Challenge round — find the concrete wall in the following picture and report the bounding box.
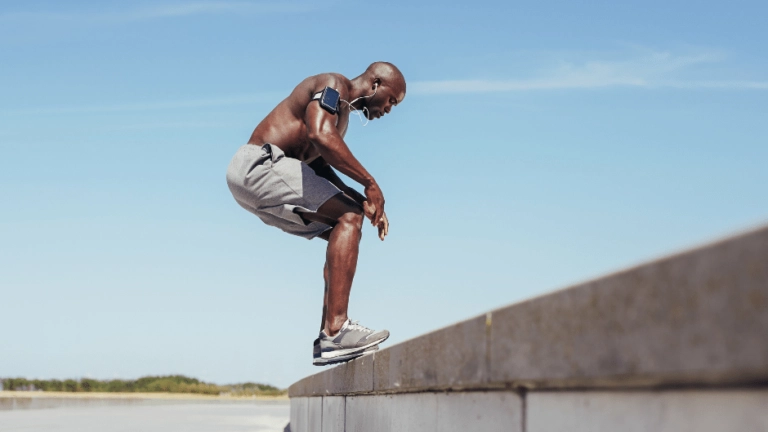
[289,225,768,431]
[291,390,768,432]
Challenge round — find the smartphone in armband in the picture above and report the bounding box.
[312,86,340,115]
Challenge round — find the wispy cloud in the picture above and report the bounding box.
[133,2,318,19]
[2,92,283,116]
[100,120,234,131]
[411,50,768,94]
[4,50,765,117]
[661,80,768,90]
[0,2,320,23]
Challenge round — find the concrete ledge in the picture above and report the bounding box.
[489,223,768,389]
[290,348,375,397]
[290,225,768,398]
[373,314,488,392]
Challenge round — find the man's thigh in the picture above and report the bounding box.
[295,192,362,226]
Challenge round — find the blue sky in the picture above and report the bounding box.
[1,0,767,388]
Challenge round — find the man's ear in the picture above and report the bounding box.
[372,78,381,90]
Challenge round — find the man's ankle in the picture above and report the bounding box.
[323,325,341,337]
[324,316,348,337]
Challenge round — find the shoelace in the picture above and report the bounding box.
[347,319,373,333]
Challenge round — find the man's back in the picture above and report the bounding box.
[247,73,352,164]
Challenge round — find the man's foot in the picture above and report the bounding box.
[319,319,389,359]
[312,337,378,366]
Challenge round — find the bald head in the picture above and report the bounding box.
[364,62,405,98]
[366,62,405,87]
[355,62,406,121]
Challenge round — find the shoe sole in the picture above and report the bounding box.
[320,334,389,359]
[313,345,378,366]
[313,352,362,366]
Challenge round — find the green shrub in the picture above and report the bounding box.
[1,376,285,396]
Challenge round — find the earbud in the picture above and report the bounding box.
[340,80,380,127]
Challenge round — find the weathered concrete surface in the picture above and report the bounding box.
[491,226,768,388]
[527,389,768,432]
[345,395,392,432]
[373,315,488,392]
[435,392,522,432]
[290,390,768,431]
[389,393,437,432]
[339,392,522,432]
[291,352,374,397]
[321,396,344,432]
[319,351,375,395]
[307,397,322,432]
[289,397,307,432]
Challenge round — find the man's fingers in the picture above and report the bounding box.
[375,213,388,241]
[377,223,385,241]
[379,215,389,241]
[373,203,384,226]
[375,204,384,226]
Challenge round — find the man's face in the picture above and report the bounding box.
[366,82,406,120]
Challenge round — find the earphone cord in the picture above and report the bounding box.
[340,84,378,127]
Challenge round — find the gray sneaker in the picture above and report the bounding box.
[319,319,389,359]
[312,337,378,366]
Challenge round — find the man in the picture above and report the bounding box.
[226,62,406,365]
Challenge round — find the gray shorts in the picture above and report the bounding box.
[226,143,342,240]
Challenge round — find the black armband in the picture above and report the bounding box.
[311,87,340,115]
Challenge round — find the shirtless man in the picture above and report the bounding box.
[226,62,406,365]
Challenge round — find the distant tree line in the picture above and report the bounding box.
[1,375,283,396]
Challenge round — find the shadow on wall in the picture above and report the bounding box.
[284,423,291,432]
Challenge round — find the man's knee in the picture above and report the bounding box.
[337,211,364,232]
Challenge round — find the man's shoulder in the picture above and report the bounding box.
[303,73,352,96]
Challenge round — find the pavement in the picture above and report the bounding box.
[0,397,290,432]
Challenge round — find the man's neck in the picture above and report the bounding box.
[347,76,372,110]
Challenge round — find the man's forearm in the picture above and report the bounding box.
[309,133,376,188]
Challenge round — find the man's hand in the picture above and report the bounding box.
[363,183,385,226]
[363,201,389,241]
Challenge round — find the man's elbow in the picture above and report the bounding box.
[307,129,336,152]
[306,128,322,144]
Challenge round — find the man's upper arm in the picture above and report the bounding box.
[304,77,348,148]
[302,75,375,189]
